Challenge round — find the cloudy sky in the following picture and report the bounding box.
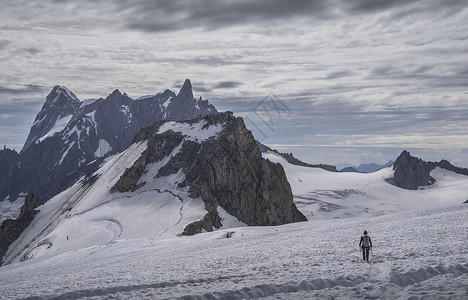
[1,0,467,169]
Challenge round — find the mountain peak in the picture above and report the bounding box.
[21,86,81,152]
[47,85,80,104]
[391,151,435,190]
[177,79,194,102]
[182,78,192,89]
[111,89,122,96]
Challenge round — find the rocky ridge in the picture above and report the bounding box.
[0,79,217,203]
[390,150,468,190]
[113,112,307,234]
[256,141,337,172]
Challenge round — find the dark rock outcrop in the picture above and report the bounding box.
[340,166,359,173]
[389,151,468,190]
[256,141,337,172]
[0,148,20,200]
[390,151,436,190]
[0,191,41,264]
[113,112,307,235]
[436,159,468,176]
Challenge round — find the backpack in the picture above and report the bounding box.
[362,235,370,248]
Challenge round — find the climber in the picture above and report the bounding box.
[359,230,372,262]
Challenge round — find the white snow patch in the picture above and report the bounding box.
[119,105,132,123]
[85,111,97,131]
[0,197,25,225]
[135,92,164,101]
[94,139,112,158]
[162,96,172,109]
[137,143,184,186]
[218,205,247,229]
[135,95,153,101]
[56,141,75,166]
[79,98,97,108]
[64,124,82,141]
[37,114,73,143]
[157,119,224,142]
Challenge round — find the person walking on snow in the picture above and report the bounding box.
[359,230,372,262]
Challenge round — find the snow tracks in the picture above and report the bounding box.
[17,262,468,299]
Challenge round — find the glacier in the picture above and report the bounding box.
[0,151,467,299]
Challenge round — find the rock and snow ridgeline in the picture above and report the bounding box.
[0,79,218,205]
[2,112,305,265]
[0,78,467,298]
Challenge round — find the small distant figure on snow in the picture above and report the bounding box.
[359,230,372,262]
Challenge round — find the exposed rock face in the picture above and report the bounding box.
[113,112,307,234]
[256,141,337,172]
[0,148,20,200]
[390,151,468,190]
[0,191,41,263]
[437,159,468,176]
[390,151,436,190]
[0,79,218,203]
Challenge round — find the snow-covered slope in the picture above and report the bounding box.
[0,202,466,299]
[263,152,468,220]
[2,115,249,265]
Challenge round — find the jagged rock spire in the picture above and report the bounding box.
[177,79,194,102]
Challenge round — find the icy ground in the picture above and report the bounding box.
[0,204,467,299]
[0,151,467,299]
[263,152,468,220]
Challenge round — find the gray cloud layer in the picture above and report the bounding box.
[114,0,467,32]
[0,0,467,167]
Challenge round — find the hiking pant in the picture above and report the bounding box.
[362,247,370,261]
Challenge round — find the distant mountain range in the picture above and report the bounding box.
[0,79,216,204]
[340,161,394,173]
[256,142,337,172]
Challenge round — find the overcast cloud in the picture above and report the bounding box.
[0,0,467,168]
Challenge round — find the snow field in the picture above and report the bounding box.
[0,204,466,299]
[1,143,468,298]
[263,152,468,220]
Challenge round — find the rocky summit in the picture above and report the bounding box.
[113,112,307,234]
[0,79,217,203]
